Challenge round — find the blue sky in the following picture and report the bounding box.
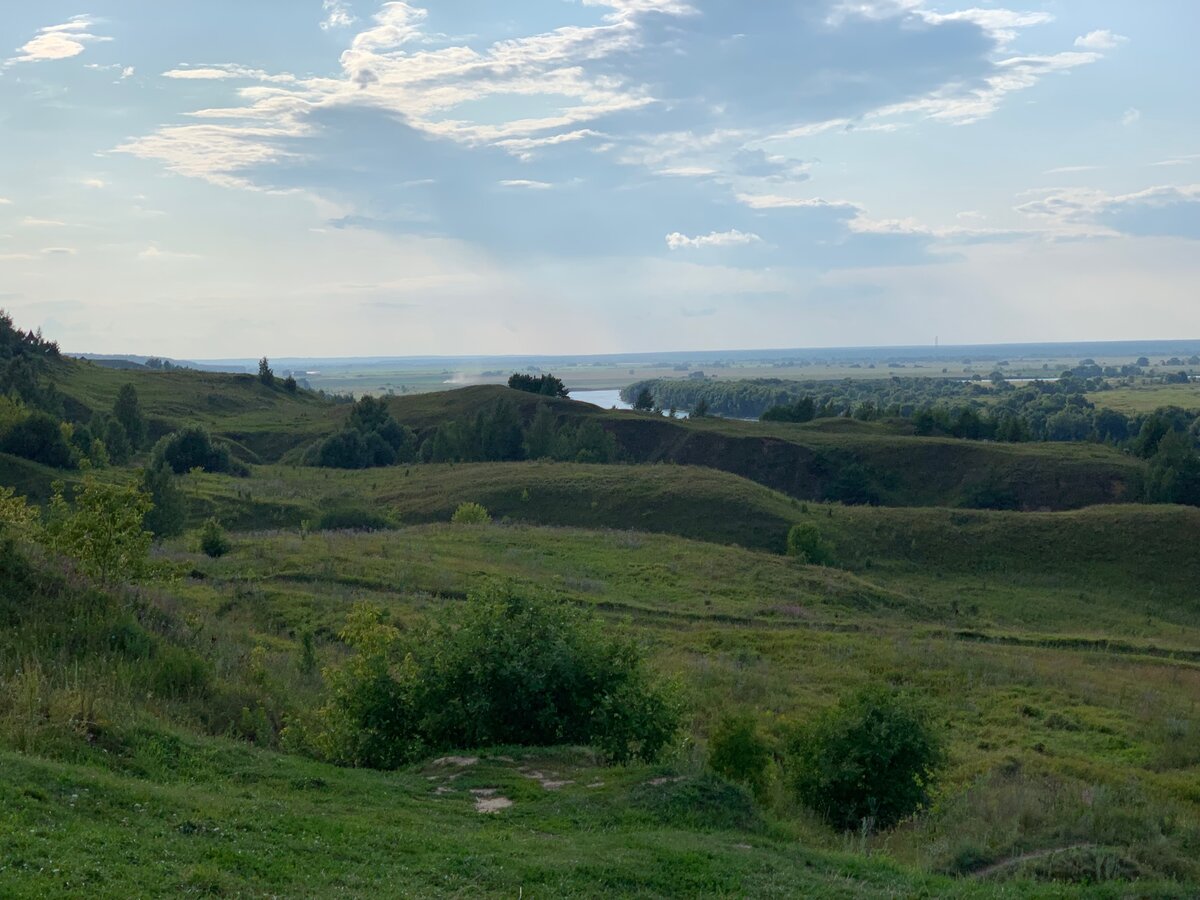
[1,1,1197,357]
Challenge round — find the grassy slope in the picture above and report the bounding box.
[51,358,341,461]
[1089,383,1200,414]
[385,385,1145,510]
[155,523,1200,888]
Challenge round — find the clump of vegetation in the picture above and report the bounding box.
[507,372,569,398]
[785,687,944,831]
[199,518,231,558]
[451,502,491,525]
[707,712,773,801]
[296,582,681,769]
[141,465,187,539]
[44,478,154,585]
[0,412,76,469]
[308,396,417,469]
[786,522,833,564]
[151,425,247,476]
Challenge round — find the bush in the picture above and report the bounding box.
[785,687,944,831]
[708,712,773,800]
[786,523,832,564]
[142,466,187,539]
[45,478,153,585]
[301,582,681,769]
[199,518,231,558]
[151,426,245,476]
[1,412,75,469]
[451,502,491,525]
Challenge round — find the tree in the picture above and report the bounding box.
[1,412,75,469]
[633,388,655,412]
[45,478,154,585]
[258,357,275,387]
[523,403,558,460]
[507,373,569,398]
[451,502,491,525]
[151,426,239,475]
[102,417,132,465]
[199,518,231,558]
[1146,431,1200,507]
[283,374,298,394]
[708,712,772,801]
[691,397,710,419]
[785,688,944,831]
[142,465,187,539]
[113,384,147,450]
[786,522,832,564]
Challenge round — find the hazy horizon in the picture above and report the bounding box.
[3,2,1199,357]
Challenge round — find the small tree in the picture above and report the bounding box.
[785,688,945,831]
[45,478,154,585]
[691,397,710,419]
[199,518,231,558]
[633,388,655,412]
[113,383,147,450]
[142,465,187,539]
[283,374,298,394]
[451,502,491,525]
[787,522,832,564]
[523,403,558,460]
[258,357,275,387]
[708,712,773,801]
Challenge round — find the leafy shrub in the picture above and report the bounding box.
[1,412,75,469]
[451,502,491,525]
[309,396,416,469]
[708,712,773,800]
[300,582,681,769]
[199,518,231,558]
[785,687,944,831]
[151,426,246,476]
[786,523,832,564]
[141,466,187,539]
[45,478,153,585]
[315,506,395,532]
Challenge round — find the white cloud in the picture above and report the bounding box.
[665,229,762,250]
[21,217,68,227]
[1122,107,1142,127]
[499,180,554,189]
[0,198,11,205]
[138,245,202,261]
[82,178,107,189]
[736,194,857,211]
[162,65,297,84]
[1044,165,1103,175]
[321,1,358,31]
[8,15,111,64]
[1074,30,1127,51]
[41,247,77,256]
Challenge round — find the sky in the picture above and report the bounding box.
[0,1,1198,358]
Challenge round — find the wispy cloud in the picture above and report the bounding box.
[1074,30,1128,51]
[321,0,358,31]
[666,229,762,250]
[7,15,111,65]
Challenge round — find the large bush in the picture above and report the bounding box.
[785,687,944,831]
[708,712,773,801]
[150,426,245,475]
[310,396,416,469]
[302,582,681,769]
[786,523,832,564]
[1,412,75,469]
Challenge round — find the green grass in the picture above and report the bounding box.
[1089,383,1200,414]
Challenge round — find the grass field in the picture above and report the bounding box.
[1089,383,1200,414]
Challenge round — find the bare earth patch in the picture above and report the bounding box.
[471,789,513,814]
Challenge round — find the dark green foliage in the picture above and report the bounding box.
[1,412,75,469]
[101,417,132,465]
[691,397,710,419]
[762,396,815,423]
[633,388,655,412]
[151,426,244,475]
[304,583,681,769]
[708,712,772,800]
[310,396,416,469]
[785,688,945,831]
[200,518,231,558]
[113,384,147,450]
[283,375,298,394]
[141,466,187,539]
[507,372,569,398]
[1145,431,1200,506]
[258,357,275,387]
[523,403,558,459]
[825,462,877,506]
[315,506,395,532]
[786,523,832,564]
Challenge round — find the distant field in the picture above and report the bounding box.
[1089,383,1200,414]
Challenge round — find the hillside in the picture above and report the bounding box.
[384,386,1144,510]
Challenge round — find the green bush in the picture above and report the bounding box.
[785,687,944,831]
[1,412,75,469]
[786,522,832,564]
[141,466,187,539]
[151,426,247,476]
[450,502,491,525]
[199,518,231,558]
[708,712,773,801]
[301,582,681,769]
